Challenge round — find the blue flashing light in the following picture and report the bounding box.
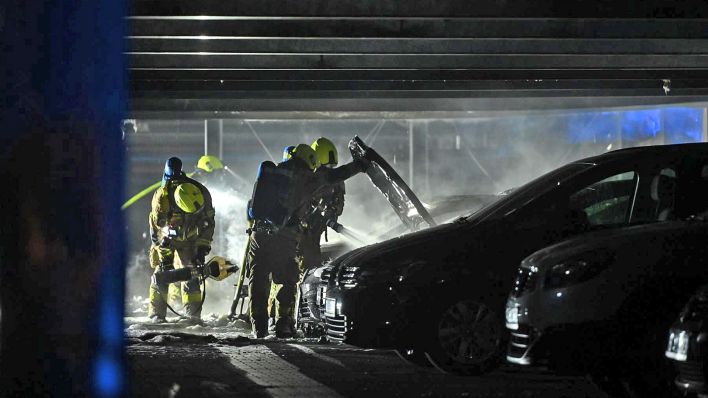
[100,297,123,347]
[663,107,703,144]
[94,354,122,397]
[621,109,661,142]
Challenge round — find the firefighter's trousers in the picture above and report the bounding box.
[246,228,300,334]
[297,231,322,271]
[148,246,203,319]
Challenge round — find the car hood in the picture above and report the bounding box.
[524,220,708,270]
[328,221,469,271]
[349,136,436,232]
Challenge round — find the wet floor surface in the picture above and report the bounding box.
[126,319,608,398]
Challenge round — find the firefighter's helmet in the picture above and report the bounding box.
[311,137,338,167]
[174,182,205,213]
[292,144,319,171]
[197,155,224,173]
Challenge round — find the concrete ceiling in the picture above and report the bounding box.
[128,0,708,118]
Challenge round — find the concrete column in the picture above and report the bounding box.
[205,119,222,156]
[408,120,415,188]
[703,107,708,142]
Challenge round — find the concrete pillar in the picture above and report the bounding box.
[408,121,415,188]
[703,107,708,143]
[205,119,222,157]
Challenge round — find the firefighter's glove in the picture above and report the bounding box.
[159,237,173,249]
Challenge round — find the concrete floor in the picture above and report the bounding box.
[125,320,608,398]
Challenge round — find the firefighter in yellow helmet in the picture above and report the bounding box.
[191,155,226,188]
[244,143,369,338]
[299,137,346,271]
[268,138,346,330]
[148,157,216,323]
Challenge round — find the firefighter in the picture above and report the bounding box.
[245,144,369,338]
[265,145,297,324]
[282,145,295,161]
[147,157,216,323]
[192,155,225,184]
[298,137,345,271]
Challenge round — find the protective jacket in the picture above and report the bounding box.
[150,176,215,250]
[246,157,365,336]
[249,157,361,231]
[147,175,215,320]
[149,176,215,267]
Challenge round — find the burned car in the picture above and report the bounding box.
[299,138,500,334]
[506,215,708,396]
[666,283,708,397]
[323,142,708,375]
[319,194,499,261]
[300,194,498,331]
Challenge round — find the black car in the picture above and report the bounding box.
[319,194,499,261]
[323,142,708,374]
[300,194,499,333]
[506,219,708,397]
[667,283,708,397]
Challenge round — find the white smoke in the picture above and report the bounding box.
[202,186,250,315]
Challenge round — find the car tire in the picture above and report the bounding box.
[422,297,505,375]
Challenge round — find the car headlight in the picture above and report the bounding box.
[339,266,360,288]
[338,266,400,289]
[505,303,519,330]
[666,330,689,361]
[543,250,613,290]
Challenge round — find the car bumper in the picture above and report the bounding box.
[505,286,622,370]
[324,284,409,347]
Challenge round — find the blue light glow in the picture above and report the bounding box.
[100,297,123,346]
[567,107,705,145]
[567,111,619,144]
[621,109,661,142]
[663,107,703,144]
[94,354,122,396]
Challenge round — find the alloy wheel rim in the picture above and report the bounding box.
[436,300,501,365]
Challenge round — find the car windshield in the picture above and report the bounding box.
[457,162,595,223]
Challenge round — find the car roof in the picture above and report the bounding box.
[574,142,708,165]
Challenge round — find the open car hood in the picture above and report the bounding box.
[349,136,436,232]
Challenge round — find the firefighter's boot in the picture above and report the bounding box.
[182,277,203,323]
[275,317,296,338]
[251,317,269,338]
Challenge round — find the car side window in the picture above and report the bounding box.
[568,171,637,226]
[649,168,677,221]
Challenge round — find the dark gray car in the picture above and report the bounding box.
[506,217,708,396]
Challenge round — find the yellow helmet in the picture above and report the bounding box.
[197,155,224,173]
[292,144,319,171]
[174,182,205,213]
[311,137,338,167]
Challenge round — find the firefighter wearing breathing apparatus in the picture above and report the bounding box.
[245,143,369,338]
[148,157,216,323]
[298,138,345,270]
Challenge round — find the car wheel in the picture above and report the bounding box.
[424,298,504,375]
